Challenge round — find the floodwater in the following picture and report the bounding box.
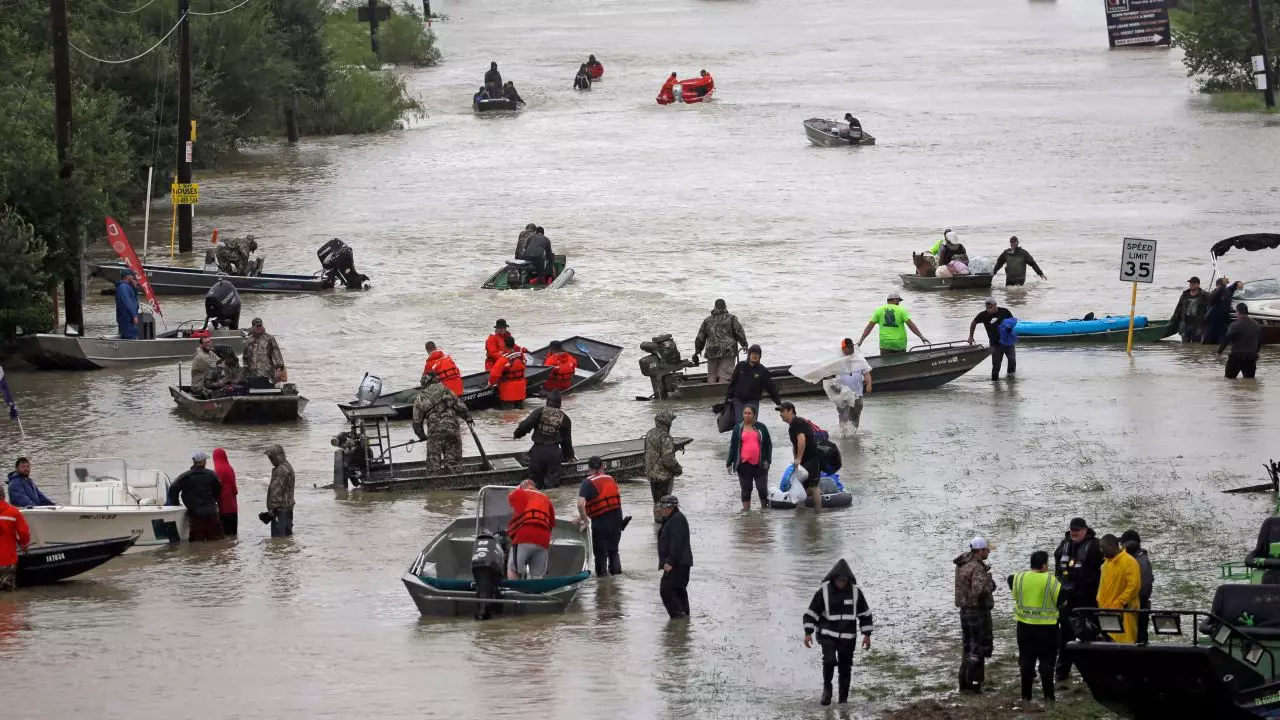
[4,0,1280,717]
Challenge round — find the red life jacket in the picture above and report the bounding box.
[0,502,32,566]
[508,488,554,547]
[489,352,527,402]
[543,351,578,391]
[484,332,509,371]
[424,351,463,396]
[585,474,621,519]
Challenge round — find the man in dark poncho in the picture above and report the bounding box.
[803,559,874,706]
[484,61,502,97]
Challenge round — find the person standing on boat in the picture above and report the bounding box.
[484,61,503,98]
[1096,534,1141,644]
[212,448,238,537]
[1121,530,1154,644]
[485,319,525,371]
[243,318,286,383]
[265,445,295,538]
[1053,517,1104,682]
[422,341,464,396]
[857,292,930,354]
[488,335,528,409]
[644,410,683,518]
[803,559,874,706]
[1203,277,1244,345]
[1007,551,1061,704]
[968,298,1017,381]
[515,223,538,258]
[413,372,473,474]
[778,402,824,511]
[6,458,54,508]
[513,391,574,489]
[955,537,996,694]
[507,479,555,579]
[577,456,625,576]
[189,336,219,395]
[724,344,782,424]
[520,227,554,283]
[726,405,772,510]
[656,494,692,619]
[115,269,140,340]
[992,236,1047,286]
[541,340,578,394]
[695,299,749,385]
[1168,276,1209,343]
[0,493,31,592]
[167,450,224,542]
[1218,303,1262,379]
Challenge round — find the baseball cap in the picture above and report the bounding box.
[657,494,680,508]
[983,296,997,306]
[1069,517,1088,530]
[777,401,796,413]
[970,537,989,550]
[887,291,903,301]
[192,449,208,462]
[1188,276,1201,284]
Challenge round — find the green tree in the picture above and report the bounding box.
[0,206,54,339]
[1173,0,1280,92]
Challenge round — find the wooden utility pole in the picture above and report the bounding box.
[1251,0,1276,109]
[51,0,83,333]
[176,0,194,251]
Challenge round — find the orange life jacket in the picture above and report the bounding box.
[585,473,621,519]
[543,351,578,391]
[424,351,463,396]
[485,332,509,371]
[489,351,527,402]
[508,488,554,547]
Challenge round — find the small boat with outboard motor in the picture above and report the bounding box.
[481,255,573,290]
[20,457,186,553]
[170,381,308,423]
[402,485,591,618]
[898,272,994,291]
[635,334,989,401]
[95,238,370,295]
[657,72,715,104]
[331,404,692,492]
[17,536,138,587]
[803,118,876,147]
[18,279,248,370]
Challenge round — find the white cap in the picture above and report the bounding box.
[192,450,208,462]
[970,536,988,550]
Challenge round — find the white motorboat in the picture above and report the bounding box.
[20,458,188,553]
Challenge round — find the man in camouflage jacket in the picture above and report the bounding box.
[694,299,748,384]
[644,410,684,515]
[265,444,295,537]
[243,317,286,382]
[412,373,473,473]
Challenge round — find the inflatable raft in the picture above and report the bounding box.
[1017,315,1148,336]
[767,471,851,510]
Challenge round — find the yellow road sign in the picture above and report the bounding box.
[171,182,199,205]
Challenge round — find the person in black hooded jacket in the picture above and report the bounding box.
[1053,517,1104,681]
[724,344,782,423]
[803,559,873,706]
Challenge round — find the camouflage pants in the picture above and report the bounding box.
[426,425,463,473]
[0,565,15,591]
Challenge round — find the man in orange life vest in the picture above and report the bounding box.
[542,340,578,394]
[577,456,627,576]
[422,341,464,396]
[488,335,528,409]
[0,492,32,591]
[514,391,574,488]
[507,479,555,579]
[485,319,526,372]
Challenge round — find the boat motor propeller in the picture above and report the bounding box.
[638,334,693,400]
[204,279,242,329]
[317,238,370,289]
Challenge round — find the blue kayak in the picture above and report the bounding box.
[1017,315,1148,336]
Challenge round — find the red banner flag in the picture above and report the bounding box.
[104,217,163,317]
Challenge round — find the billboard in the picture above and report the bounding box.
[1105,0,1171,49]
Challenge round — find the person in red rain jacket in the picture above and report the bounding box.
[485,319,527,371]
[542,340,578,393]
[212,448,239,537]
[657,72,679,105]
[423,341,464,396]
[507,479,555,579]
[0,496,32,591]
[488,335,528,408]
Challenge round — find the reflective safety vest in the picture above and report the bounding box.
[424,351,463,396]
[585,474,621,519]
[1012,570,1061,625]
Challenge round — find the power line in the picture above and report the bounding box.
[189,0,250,16]
[67,11,186,64]
[99,0,159,14]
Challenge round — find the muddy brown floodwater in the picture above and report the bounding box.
[4,0,1279,717]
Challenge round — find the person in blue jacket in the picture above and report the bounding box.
[7,457,54,507]
[115,269,140,339]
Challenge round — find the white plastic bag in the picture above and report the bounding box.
[823,378,859,408]
[936,265,953,278]
[967,255,994,275]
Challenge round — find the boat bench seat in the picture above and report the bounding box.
[1207,584,1280,640]
[70,481,132,507]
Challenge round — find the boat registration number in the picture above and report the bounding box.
[44,553,67,563]
[77,513,118,519]
[930,356,961,367]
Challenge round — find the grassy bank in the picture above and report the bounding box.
[1207,91,1279,112]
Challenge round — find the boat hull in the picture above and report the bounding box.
[338,366,556,421]
[661,345,990,401]
[898,273,995,291]
[17,536,138,586]
[94,263,327,295]
[474,98,521,112]
[524,336,622,397]
[17,329,247,370]
[481,255,571,290]
[347,437,693,493]
[22,506,188,552]
[803,118,876,147]
[1018,320,1176,344]
[170,385,307,423]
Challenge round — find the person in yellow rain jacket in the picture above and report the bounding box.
[1097,533,1142,644]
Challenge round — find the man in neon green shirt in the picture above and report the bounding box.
[857,292,930,353]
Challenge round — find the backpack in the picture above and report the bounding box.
[816,440,842,474]
[806,419,830,443]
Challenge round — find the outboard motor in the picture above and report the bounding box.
[356,373,382,405]
[638,333,693,399]
[317,238,370,289]
[504,259,533,287]
[471,531,511,620]
[204,279,242,329]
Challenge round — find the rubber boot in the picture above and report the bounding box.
[838,672,850,704]
[820,686,832,706]
[822,663,834,706]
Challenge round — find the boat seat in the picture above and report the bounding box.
[70,481,131,507]
[1206,584,1280,640]
[1245,518,1280,578]
[505,259,533,269]
[127,470,165,506]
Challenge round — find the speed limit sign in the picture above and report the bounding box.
[1119,238,1157,283]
